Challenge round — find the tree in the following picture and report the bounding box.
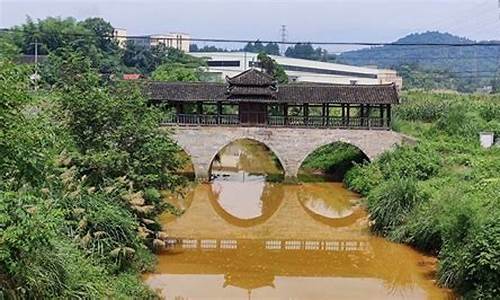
[79,17,118,53]
[58,52,185,188]
[12,16,88,55]
[264,43,280,55]
[151,65,200,81]
[0,32,20,60]
[285,43,327,61]
[243,41,280,55]
[150,47,207,81]
[189,44,229,52]
[257,52,288,83]
[0,53,176,299]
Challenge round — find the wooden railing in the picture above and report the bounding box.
[162,114,389,129]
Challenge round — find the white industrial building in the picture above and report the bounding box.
[113,28,190,52]
[190,52,402,89]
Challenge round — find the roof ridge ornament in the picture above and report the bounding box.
[226,68,277,86]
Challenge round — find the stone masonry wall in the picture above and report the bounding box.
[167,126,407,180]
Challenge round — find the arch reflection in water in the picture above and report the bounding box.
[209,173,284,226]
[207,138,285,226]
[210,139,284,181]
[148,139,454,299]
[299,182,358,218]
[149,182,454,299]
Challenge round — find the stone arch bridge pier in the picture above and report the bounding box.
[168,126,410,180]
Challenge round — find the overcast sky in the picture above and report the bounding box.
[1,0,499,52]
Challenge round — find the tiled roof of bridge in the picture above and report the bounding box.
[277,84,399,104]
[226,68,276,86]
[147,82,227,101]
[146,69,399,104]
[147,82,399,104]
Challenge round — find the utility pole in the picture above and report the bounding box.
[30,38,42,91]
[280,24,287,55]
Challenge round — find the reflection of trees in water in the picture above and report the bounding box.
[297,183,355,218]
[369,238,425,297]
[214,139,283,175]
[156,182,451,299]
[208,182,284,227]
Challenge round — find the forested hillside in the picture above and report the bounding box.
[338,32,500,92]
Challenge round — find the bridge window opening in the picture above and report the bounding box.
[210,138,284,182]
[202,103,217,114]
[222,103,238,115]
[181,103,198,114]
[267,104,285,116]
[308,105,323,116]
[158,103,177,119]
[287,105,303,116]
[298,141,369,182]
[328,106,342,117]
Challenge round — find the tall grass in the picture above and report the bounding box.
[344,90,500,298]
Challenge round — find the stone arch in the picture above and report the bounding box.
[173,141,203,179]
[170,127,405,181]
[291,138,373,179]
[207,136,287,178]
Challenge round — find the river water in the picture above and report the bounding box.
[144,140,454,300]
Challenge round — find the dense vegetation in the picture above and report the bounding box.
[256,53,288,84]
[339,31,500,92]
[1,16,206,79]
[344,91,500,299]
[0,46,186,297]
[190,41,331,62]
[299,143,367,181]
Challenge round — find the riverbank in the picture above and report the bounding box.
[1,59,185,299]
[344,91,500,298]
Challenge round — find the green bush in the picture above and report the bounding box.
[111,273,159,299]
[435,104,486,138]
[0,192,112,298]
[438,189,500,299]
[348,90,500,298]
[389,199,443,252]
[477,99,500,122]
[300,143,368,181]
[344,163,383,195]
[396,92,452,122]
[377,144,442,181]
[366,178,429,234]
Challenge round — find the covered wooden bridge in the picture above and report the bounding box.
[147,69,399,130]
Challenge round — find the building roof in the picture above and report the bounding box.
[146,69,399,104]
[190,52,382,76]
[226,68,276,86]
[123,73,143,80]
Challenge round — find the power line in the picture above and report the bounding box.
[3,27,500,47]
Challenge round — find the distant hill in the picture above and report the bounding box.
[337,31,500,92]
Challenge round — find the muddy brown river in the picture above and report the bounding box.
[144,140,455,299]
